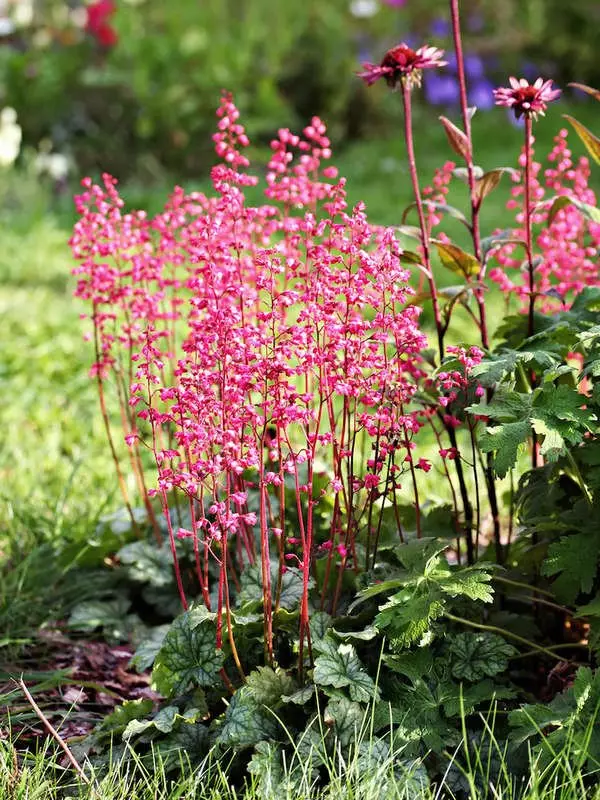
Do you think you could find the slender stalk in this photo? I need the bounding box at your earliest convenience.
[445,613,577,662]
[401,80,444,358]
[449,0,486,340]
[523,115,536,339]
[449,0,503,561]
[18,679,99,794]
[92,310,139,536]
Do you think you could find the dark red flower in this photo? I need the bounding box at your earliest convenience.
[359,43,446,90]
[493,77,561,120]
[85,0,118,48]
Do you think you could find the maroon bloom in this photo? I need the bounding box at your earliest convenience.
[493,77,561,120]
[359,43,446,90]
[86,0,118,48]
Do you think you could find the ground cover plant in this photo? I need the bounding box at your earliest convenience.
[2,1,600,798]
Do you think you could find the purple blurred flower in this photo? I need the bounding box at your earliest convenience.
[467,13,485,32]
[463,53,485,79]
[430,16,451,37]
[468,78,495,109]
[424,73,460,106]
[381,0,407,6]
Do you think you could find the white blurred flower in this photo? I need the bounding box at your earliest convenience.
[350,0,379,18]
[35,151,71,181]
[12,0,34,27]
[0,106,22,167]
[0,0,14,36]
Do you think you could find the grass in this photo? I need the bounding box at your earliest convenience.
[2,716,600,800]
[1,98,599,797]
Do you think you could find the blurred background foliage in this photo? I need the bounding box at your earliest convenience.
[0,0,599,185]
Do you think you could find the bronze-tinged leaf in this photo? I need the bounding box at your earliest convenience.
[543,193,600,225]
[432,240,481,279]
[547,195,573,226]
[398,250,424,265]
[474,168,519,208]
[568,83,600,102]
[394,224,422,242]
[563,115,600,165]
[439,116,470,162]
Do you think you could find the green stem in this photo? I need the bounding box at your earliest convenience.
[565,449,593,507]
[512,642,590,661]
[492,575,557,599]
[444,612,576,662]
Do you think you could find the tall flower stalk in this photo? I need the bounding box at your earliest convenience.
[494,77,561,470]
[448,0,503,561]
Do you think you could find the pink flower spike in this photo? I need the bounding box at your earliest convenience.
[493,77,561,121]
[359,43,446,90]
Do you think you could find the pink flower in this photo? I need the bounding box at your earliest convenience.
[85,0,118,48]
[359,43,446,90]
[417,458,432,472]
[364,473,380,489]
[493,77,561,121]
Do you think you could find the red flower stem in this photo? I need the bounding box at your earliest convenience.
[449,1,503,561]
[523,115,541,473]
[401,81,444,359]
[92,310,139,537]
[449,0,488,345]
[160,487,188,611]
[221,522,245,681]
[523,115,536,339]
[258,455,274,666]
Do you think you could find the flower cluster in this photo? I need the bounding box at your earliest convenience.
[72,94,433,629]
[489,129,600,309]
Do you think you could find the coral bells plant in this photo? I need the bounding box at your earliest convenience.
[72,93,430,671]
[72,13,600,786]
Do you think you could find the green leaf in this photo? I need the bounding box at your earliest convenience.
[152,610,224,698]
[95,699,154,741]
[478,420,531,478]
[123,705,179,741]
[542,530,600,602]
[309,611,333,642]
[563,115,600,165]
[377,593,445,649]
[474,168,518,207]
[448,633,517,682]
[68,597,134,642]
[331,626,378,642]
[248,741,287,796]
[313,637,378,703]
[215,689,280,748]
[278,568,308,610]
[130,625,170,673]
[442,679,515,718]
[323,697,366,748]
[118,540,174,587]
[282,685,315,705]
[245,666,295,707]
[384,648,434,682]
[438,565,494,604]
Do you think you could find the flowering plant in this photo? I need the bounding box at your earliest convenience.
[71,2,600,788]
